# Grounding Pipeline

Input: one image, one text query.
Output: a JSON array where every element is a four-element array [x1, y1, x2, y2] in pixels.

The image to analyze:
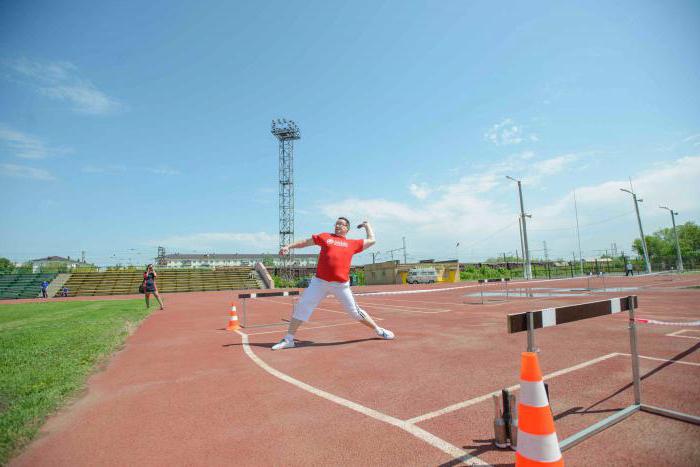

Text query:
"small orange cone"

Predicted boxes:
[[226, 303, 240, 331], [515, 352, 564, 466]]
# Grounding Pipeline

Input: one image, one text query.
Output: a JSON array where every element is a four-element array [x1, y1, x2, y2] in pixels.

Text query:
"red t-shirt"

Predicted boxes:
[[312, 233, 364, 283]]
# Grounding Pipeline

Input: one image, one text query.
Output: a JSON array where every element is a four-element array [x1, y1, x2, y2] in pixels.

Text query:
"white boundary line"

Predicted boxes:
[[236, 330, 490, 466], [406, 352, 700, 424]]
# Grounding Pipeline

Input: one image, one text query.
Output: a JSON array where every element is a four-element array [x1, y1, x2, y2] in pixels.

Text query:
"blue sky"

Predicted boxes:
[[1, 0, 699, 266]]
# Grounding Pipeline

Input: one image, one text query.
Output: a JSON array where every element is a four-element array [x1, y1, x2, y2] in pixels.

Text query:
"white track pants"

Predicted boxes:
[[292, 276, 367, 322]]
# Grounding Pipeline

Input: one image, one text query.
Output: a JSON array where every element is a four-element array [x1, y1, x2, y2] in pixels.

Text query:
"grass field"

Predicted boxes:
[[0, 300, 152, 465]]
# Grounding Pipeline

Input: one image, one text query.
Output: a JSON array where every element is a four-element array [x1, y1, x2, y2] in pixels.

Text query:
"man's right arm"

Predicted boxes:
[[280, 237, 315, 255]]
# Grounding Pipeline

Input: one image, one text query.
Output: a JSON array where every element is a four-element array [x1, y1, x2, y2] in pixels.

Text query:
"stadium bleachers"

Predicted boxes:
[[58, 268, 260, 297], [0, 273, 58, 300]]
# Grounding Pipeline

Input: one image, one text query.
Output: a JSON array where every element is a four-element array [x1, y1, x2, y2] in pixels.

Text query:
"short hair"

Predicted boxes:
[[337, 217, 350, 227]]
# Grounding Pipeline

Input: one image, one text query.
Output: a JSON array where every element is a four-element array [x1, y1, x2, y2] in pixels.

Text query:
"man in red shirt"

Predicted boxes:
[[272, 217, 394, 350]]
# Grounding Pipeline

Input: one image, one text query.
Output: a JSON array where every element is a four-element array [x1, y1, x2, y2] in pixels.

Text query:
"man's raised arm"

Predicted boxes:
[[279, 237, 315, 256], [359, 221, 376, 250]]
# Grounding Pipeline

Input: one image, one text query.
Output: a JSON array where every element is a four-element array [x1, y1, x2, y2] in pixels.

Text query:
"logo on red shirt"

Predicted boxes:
[[326, 238, 349, 248]]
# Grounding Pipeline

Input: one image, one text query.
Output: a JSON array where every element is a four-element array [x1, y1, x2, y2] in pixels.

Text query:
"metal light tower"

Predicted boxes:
[[507, 176, 532, 279], [272, 118, 300, 279], [620, 188, 651, 273], [659, 206, 683, 272]]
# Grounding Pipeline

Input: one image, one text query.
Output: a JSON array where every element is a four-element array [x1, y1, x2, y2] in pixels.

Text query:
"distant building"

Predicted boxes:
[[30, 256, 84, 272], [160, 253, 318, 269]]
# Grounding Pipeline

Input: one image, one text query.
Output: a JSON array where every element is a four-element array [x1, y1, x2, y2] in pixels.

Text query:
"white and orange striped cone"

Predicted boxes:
[[515, 352, 564, 466], [226, 303, 240, 331]]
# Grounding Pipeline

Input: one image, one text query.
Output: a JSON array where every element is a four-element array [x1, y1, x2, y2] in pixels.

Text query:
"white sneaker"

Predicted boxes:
[[271, 338, 295, 350], [376, 327, 395, 340]]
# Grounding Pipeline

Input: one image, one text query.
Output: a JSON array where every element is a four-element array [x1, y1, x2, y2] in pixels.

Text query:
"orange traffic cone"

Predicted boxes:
[[226, 303, 240, 331], [515, 352, 564, 466]]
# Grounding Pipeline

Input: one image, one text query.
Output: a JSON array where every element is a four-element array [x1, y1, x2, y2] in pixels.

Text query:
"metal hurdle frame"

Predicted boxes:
[[477, 278, 510, 304], [507, 296, 700, 451], [584, 271, 606, 292], [237, 290, 300, 328]]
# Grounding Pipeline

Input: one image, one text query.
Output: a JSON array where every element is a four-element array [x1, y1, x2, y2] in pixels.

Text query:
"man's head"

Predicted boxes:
[[334, 217, 350, 237]]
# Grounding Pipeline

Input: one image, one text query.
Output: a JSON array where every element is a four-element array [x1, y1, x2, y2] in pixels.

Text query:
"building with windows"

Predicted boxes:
[[159, 253, 318, 269], [29, 256, 86, 273]]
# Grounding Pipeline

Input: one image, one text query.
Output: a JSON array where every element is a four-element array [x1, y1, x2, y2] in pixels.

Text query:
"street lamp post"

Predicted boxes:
[[659, 206, 684, 272], [507, 176, 532, 279], [620, 188, 651, 273]]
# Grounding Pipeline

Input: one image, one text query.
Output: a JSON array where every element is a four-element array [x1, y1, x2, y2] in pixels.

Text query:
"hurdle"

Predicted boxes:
[[237, 290, 300, 328], [585, 271, 606, 291], [507, 296, 700, 451], [475, 278, 510, 304]]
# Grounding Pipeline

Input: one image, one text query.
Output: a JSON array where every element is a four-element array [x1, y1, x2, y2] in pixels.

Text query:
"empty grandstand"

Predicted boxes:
[[57, 267, 261, 297], [0, 273, 58, 300]]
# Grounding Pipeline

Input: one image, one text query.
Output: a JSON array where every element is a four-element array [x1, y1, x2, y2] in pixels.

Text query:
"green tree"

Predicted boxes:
[[0, 257, 13, 273], [632, 221, 700, 261]]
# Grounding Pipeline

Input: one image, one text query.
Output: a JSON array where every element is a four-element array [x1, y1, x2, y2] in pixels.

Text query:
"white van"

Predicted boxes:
[[406, 268, 438, 284]]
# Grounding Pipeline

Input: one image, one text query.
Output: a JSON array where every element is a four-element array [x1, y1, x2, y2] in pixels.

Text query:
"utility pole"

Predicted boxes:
[[402, 237, 407, 264], [506, 176, 533, 280], [660, 206, 684, 272], [574, 190, 584, 275], [620, 187, 652, 273], [543, 241, 549, 262]]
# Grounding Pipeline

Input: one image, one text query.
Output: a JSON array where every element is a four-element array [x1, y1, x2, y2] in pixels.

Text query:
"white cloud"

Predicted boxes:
[[150, 232, 278, 252], [81, 165, 126, 174], [531, 154, 578, 177], [317, 156, 700, 262], [0, 163, 56, 181], [409, 183, 431, 199], [6, 58, 123, 115], [148, 167, 180, 176], [0, 124, 70, 159], [484, 118, 538, 146]]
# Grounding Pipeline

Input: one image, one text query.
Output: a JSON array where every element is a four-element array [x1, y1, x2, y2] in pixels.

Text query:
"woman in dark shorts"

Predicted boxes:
[[143, 264, 165, 310]]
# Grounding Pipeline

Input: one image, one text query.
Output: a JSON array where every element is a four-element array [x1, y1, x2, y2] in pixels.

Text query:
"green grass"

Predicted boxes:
[[0, 300, 152, 465]]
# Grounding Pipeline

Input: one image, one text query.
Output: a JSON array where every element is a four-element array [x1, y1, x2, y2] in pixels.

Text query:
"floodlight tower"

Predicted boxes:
[[271, 118, 301, 279]]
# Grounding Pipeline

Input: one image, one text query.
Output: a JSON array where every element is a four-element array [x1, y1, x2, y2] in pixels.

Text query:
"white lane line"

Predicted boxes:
[[666, 329, 700, 339], [260, 297, 348, 315], [359, 301, 451, 312], [361, 304, 450, 315], [245, 321, 369, 336], [407, 353, 619, 424], [617, 353, 700, 366], [355, 284, 481, 296], [236, 330, 490, 466]]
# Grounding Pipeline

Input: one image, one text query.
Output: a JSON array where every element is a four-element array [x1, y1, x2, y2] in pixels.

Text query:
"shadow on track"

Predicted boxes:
[[222, 337, 381, 349], [585, 342, 699, 412]]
